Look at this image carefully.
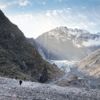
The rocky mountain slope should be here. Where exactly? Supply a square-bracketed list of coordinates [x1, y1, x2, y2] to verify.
[0, 77, 100, 100]
[78, 49, 100, 78]
[36, 27, 100, 60]
[0, 10, 63, 82]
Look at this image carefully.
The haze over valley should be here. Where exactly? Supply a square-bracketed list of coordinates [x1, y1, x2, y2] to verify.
[0, 0, 100, 100]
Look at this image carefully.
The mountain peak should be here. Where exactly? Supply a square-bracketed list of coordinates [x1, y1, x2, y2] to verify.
[56, 26, 68, 29]
[36, 26, 100, 60]
[0, 10, 7, 20]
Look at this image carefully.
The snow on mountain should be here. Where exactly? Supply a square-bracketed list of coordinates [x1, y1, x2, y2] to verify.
[43, 26, 100, 48]
[36, 26, 100, 60]
[49, 60, 78, 72]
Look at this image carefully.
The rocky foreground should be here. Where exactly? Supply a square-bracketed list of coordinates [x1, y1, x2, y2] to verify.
[0, 77, 100, 100]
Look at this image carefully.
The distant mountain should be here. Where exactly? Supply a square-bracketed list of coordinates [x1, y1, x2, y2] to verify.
[0, 10, 63, 82]
[78, 49, 100, 78]
[36, 27, 100, 60]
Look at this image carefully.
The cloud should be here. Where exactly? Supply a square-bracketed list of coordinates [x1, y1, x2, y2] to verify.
[0, 4, 8, 10]
[0, 0, 30, 10]
[45, 9, 98, 32]
[82, 39, 100, 47]
[18, 0, 30, 6]
[0, 2, 16, 10]
[8, 12, 58, 38]
[36, 0, 48, 6]
[7, 9, 100, 38]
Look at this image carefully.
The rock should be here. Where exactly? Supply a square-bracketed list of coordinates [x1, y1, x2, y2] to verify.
[0, 77, 99, 100]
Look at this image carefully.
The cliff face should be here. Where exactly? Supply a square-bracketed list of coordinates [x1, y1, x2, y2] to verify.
[0, 10, 63, 81]
[78, 49, 100, 78]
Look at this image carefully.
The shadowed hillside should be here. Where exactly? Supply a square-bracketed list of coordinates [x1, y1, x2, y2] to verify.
[0, 10, 63, 81]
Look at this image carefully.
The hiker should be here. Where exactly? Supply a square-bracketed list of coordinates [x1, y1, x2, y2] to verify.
[19, 80, 22, 85]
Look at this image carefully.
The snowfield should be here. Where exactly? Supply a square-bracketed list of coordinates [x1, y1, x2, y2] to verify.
[0, 77, 100, 100]
[49, 60, 77, 72]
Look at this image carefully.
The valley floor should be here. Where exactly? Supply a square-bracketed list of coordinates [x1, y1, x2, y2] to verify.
[0, 77, 100, 100]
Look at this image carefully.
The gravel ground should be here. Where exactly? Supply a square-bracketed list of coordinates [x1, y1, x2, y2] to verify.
[0, 77, 100, 100]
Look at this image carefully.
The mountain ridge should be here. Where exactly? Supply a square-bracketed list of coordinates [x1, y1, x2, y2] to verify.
[36, 26, 100, 60]
[0, 10, 63, 82]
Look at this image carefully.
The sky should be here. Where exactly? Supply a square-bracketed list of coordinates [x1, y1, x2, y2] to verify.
[0, 0, 100, 38]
